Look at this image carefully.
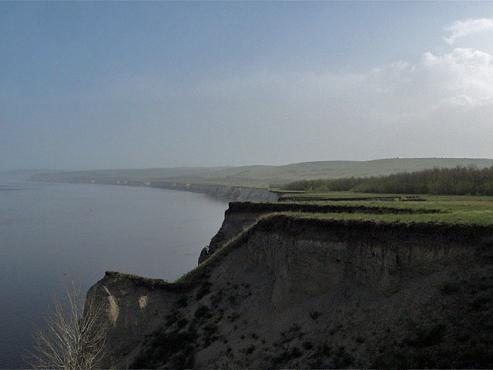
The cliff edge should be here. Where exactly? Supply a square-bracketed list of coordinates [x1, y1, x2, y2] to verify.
[87, 214, 493, 368]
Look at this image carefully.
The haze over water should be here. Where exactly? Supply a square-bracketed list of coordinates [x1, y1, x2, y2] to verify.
[0, 172, 227, 367]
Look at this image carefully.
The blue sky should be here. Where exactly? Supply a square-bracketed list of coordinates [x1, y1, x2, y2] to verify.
[2, 2, 493, 170]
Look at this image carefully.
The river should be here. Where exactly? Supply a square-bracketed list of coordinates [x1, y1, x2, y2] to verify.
[0, 172, 227, 367]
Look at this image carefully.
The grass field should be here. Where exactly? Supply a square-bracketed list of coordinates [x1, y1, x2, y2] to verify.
[274, 192, 493, 225]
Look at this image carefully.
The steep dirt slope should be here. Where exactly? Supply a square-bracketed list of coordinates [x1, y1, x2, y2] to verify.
[88, 216, 493, 368]
[198, 201, 442, 263]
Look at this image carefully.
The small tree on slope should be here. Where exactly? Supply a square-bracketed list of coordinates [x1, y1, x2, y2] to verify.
[29, 284, 108, 369]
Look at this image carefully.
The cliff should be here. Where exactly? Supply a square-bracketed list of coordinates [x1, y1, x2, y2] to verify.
[87, 214, 493, 368]
[30, 173, 279, 202]
[198, 201, 442, 263]
[151, 182, 279, 202]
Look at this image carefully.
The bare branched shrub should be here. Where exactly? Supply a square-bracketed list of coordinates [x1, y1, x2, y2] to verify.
[30, 284, 108, 369]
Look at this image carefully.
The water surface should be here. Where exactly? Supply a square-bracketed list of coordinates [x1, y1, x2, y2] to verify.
[0, 172, 227, 367]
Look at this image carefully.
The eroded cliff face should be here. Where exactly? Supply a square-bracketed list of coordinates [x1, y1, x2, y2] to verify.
[31, 173, 280, 202]
[198, 204, 263, 264]
[198, 201, 442, 264]
[151, 182, 279, 202]
[87, 216, 493, 368]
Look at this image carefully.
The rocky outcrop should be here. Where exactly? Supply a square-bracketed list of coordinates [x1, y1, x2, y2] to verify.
[87, 216, 493, 369]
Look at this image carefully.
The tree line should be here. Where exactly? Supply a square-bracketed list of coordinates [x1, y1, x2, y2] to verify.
[281, 166, 493, 195]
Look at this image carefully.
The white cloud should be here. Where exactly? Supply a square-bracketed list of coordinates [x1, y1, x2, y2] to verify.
[420, 48, 493, 108]
[195, 47, 493, 120]
[444, 18, 493, 45]
[76, 20, 493, 163]
[365, 48, 493, 114]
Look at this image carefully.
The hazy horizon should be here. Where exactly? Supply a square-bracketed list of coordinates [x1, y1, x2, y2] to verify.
[4, 156, 493, 173]
[2, 2, 493, 170]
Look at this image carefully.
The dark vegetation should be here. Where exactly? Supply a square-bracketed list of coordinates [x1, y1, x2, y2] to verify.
[282, 166, 493, 195]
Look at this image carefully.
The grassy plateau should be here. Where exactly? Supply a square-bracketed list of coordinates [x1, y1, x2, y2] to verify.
[274, 192, 493, 225]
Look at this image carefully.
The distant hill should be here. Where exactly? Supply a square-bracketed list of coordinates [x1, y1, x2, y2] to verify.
[31, 158, 493, 188]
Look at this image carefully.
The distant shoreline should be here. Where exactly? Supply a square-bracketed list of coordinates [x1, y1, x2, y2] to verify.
[30, 175, 279, 202]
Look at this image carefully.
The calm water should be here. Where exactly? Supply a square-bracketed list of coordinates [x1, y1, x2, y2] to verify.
[0, 172, 227, 368]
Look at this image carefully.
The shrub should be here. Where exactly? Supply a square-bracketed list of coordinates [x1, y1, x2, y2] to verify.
[281, 166, 493, 196]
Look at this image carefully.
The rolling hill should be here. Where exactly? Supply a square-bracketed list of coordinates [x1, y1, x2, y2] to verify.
[31, 158, 493, 188]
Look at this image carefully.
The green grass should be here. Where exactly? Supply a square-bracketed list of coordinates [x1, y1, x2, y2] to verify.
[285, 209, 493, 225]
[280, 190, 493, 202]
[107, 193, 493, 295]
[176, 194, 493, 285]
[277, 190, 401, 201]
[272, 192, 493, 225]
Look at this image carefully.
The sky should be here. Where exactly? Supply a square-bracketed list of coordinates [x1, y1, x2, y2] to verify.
[1, 1, 493, 170]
